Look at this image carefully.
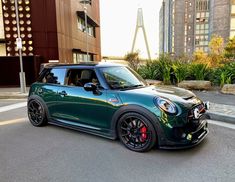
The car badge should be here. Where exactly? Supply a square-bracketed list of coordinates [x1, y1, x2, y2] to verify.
[108, 98, 119, 103]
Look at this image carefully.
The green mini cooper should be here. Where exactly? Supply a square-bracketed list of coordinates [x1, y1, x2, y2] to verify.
[28, 62, 209, 152]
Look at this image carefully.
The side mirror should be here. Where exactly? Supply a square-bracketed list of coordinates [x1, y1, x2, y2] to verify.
[84, 82, 97, 92]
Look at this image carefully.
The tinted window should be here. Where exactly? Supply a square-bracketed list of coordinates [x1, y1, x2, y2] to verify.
[42, 68, 66, 85]
[65, 69, 100, 87]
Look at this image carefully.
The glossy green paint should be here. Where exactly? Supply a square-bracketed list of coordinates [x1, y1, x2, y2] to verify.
[113, 85, 202, 142]
[30, 83, 124, 133]
[29, 81, 201, 143]
[29, 64, 207, 146]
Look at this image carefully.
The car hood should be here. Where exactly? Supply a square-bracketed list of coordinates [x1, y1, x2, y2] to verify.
[121, 85, 197, 103]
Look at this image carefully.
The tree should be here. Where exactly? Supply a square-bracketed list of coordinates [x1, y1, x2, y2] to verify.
[208, 35, 225, 67]
[224, 36, 235, 60]
[124, 52, 140, 71]
[193, 49, 212, 67]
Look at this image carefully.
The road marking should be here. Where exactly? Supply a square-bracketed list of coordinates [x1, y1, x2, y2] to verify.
[0, 102, 27, 113]
[0, 117, 27, 126]
[208, 120, 235, 130]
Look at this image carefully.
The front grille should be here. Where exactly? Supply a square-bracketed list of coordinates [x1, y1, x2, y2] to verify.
[173, 115, 207, 140]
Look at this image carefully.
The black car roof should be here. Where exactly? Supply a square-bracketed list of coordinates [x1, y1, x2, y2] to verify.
[42, 62, 125, 69]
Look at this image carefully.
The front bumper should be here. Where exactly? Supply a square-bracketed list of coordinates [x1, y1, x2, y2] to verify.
[158, 115, 209, 149]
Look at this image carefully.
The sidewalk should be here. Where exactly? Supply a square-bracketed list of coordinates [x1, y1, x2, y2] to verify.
[0, 87, 28, 99]
[0, 87, 234, 124]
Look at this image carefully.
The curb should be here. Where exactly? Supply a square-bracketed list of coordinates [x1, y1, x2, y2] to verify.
[207, 111, 235, 125]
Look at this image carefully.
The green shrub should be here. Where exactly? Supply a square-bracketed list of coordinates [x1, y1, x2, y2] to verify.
[158, 54, 172, 84]
[189, 64, 211, 80]
[211, 62, 235, 86]
[172, 61, 189, 83]
[138, 60, 161, 80]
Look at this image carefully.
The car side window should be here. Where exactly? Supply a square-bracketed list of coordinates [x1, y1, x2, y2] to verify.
[41, 68, 66, 85]
[65, 69, 100, 87]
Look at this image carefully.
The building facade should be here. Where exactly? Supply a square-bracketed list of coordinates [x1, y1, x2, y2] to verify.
[159, 0, 235, 56]
[0, 0, 6, 56]
[0, 0, 101, 62]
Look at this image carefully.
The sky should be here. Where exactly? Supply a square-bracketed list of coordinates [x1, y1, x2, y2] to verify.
[100, 0, 162, 59]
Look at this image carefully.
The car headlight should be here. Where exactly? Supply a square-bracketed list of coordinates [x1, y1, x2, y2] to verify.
[154, 97, 177, 114]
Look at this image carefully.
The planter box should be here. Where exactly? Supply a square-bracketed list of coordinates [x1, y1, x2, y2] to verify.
[221, 84, 235, 95]
[178, 80, 212, 90]
[146, 79, 163, 86]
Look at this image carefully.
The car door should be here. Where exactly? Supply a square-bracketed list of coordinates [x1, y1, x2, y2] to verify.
[55, 68, 111, 130]
[38, 68, 67, 119]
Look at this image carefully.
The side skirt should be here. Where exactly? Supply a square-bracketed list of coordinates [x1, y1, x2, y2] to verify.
[48, 118, 117, 140]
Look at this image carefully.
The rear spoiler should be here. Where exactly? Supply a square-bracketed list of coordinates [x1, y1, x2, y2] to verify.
[39, 63, 56, 75]
[39, 60, 61, 74]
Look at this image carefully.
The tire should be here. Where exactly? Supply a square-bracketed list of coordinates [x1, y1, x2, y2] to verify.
[27, 99, 47, 127]
[117, 112, 157, 152]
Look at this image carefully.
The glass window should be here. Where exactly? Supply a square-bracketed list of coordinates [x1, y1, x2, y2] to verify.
[196, 13, 200, 18]
[231, 18, 235, 29]
[42, 69, 67, 85]
[230, 31, 235, 38]
[100, 67, 146, 90]
[232, 5, 235, 14]
[77, 16, 95, 37]
[65, 69, 99, 87]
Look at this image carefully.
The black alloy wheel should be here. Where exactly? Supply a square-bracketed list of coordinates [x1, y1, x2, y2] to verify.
[28, 99, 47, 127]
[118, 112, 157, 152]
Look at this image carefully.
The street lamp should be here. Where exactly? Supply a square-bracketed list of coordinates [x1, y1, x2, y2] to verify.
[80, 0, 91, 62]
[14, 0, 26, 93]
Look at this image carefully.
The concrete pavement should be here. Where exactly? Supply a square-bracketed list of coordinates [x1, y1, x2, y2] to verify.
[0, 87, 28, 99]
[0, 108, 235, 182]
[0, 87, 234, 124]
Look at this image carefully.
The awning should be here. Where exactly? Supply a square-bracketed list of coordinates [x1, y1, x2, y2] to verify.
[72, 48, 97, 55]
[77, 11, 100, 27]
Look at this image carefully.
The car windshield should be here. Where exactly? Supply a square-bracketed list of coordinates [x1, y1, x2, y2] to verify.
[100, 66, 147, 90]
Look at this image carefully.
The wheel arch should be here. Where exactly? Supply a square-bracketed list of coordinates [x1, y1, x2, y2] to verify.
[28, 95, 50, 119]
[111, 105, 164, 144]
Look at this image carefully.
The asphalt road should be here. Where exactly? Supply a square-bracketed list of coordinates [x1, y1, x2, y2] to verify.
[0, 99, 235, 182]
[193, 90, 235, 106]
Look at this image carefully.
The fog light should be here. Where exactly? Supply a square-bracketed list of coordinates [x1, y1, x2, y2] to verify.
[181, 133, 186, 138]
[187, 134, 192, 141]
[204, 101, 210, 110]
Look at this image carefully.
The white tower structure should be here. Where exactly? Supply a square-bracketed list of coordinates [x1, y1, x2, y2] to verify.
[131, 8, 151, 60]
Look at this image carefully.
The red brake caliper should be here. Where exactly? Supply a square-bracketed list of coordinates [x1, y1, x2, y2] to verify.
[140, 126, 147, 142]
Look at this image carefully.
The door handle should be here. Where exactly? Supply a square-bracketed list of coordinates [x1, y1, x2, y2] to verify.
[58, 91, 67, 96]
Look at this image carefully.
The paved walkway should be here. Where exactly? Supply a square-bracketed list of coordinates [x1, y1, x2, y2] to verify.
[0, 87, 28, 99]
[0, 87, 234, 124]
